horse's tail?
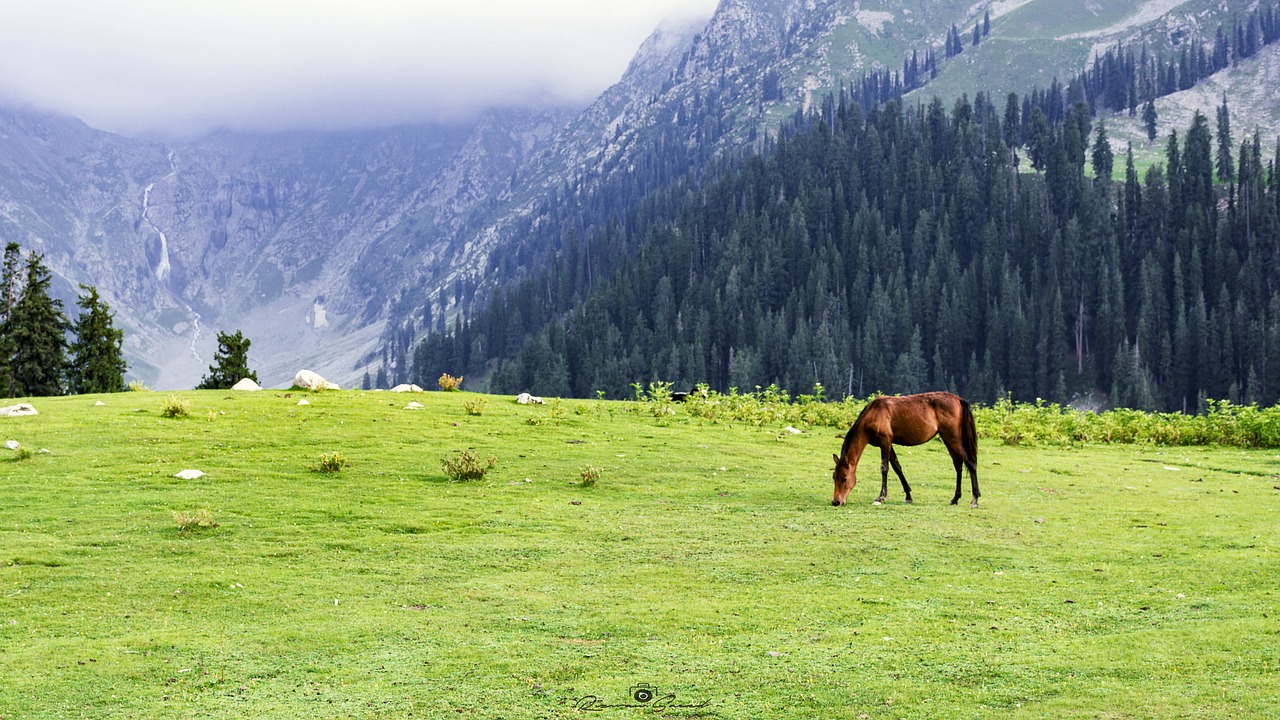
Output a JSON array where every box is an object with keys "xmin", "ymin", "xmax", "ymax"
[{"xmin": 959, "ymin": 397, "xmax": 978, "ymax": 470}]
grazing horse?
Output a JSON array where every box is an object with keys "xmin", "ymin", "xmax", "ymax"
[{"xmin": 831, "ymin": 392, "xmax": 979, "ymax": 507}]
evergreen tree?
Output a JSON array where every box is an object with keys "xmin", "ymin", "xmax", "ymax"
[
  {"xmin": 196, "ymin": 330, "xmax": 257, "ymax": 390},
  {"xmin": 67, "ymin": 285, "xmax": 127, "ymax": 394},
  {"xmin": 0, "ymin": 242, "xmax": 22, "ymax": 396},
  {"xmin": 1091, "ymin": 119, "xmax": 1114, "ymax": 181},
  {"xmin": 1215, "ymin": 95, "xmax": 1233, "ymax": 183},
  {"xmin": 1142, "ymin": 98, "xmax": 1158, "ymax": 143},
  {"xmin": 8, "ymin": 251, "xmax": 69, "ymax": 397}
]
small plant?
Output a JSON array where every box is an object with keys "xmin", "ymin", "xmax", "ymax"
[
  {"xmin": 442, "ymin": 450, "xmax": 496, "ymax": 482},
  {"xmin": 578, "ymin": 464, "xmax": 603, "ymax": 487},
  {"xmin": 438, "ymin": 373, "xmax": 463, "ymax": 392},
  {"xmin": 12, "ymin": 447, "xmax": 33, "ymax": 462},
  {"xmin": 311, "ymin": 452, "xmax": 349, "ymax": 473},
  {"xmin": 463, "ymin": 398, "xmax": 488, "ymax": 416},
  {"xmin": 173, "ymin": 509, "xmax": 219, "ymax": 531},
  {"xmin": 127, "ymin": 380, "xmax": 150, "ymax": 392},
  {"xmin": 161, "ymin": 395, "xmax": 191, "ymax": 418}
]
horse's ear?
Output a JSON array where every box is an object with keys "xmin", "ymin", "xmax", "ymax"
[{"xmin": 832, "ymin": 453, "xmax": 841, "ymax": 464}]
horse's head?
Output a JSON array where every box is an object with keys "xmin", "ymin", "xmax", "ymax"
[{"xmin": 831, "ymin": 453, "xmax": 856, "ymax": 506}]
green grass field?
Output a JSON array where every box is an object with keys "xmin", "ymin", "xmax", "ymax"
[{"xmin": 1, "ymin": 390, "xmax": 1277, "ymax": 718}]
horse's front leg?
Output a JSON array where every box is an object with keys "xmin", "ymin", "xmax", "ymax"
[
  {"xmin": 888, "ymin": 447, "xmax": 912, "ymax": 503},
  {"xmin": 873, "ymin": 446, "xmax": 890, "ymax": 505}
]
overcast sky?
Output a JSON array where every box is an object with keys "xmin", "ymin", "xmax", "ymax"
[{"xmin": 0, "ymin": 0, "xmax": 718, "ymax": 137}]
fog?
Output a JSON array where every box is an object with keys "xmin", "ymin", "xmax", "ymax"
[{"xmin": 0, "ymin": 0, "xmax": 717, "ymax": 137}]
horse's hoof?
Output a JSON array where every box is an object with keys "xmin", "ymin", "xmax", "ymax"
[
  {"xmin": 904, "ymin": 498, "xmax": 912, "ymax": 504},
  {"xmin": 969, "ymin": 500, "xmax": 979, "ymax": 508},
  {"xmin": 950, "ymin": 498, "xmax": 960, "ymax": 505},
  {"xmin": 872, "ymin": 500, "xmax": 883, "ymax": 506}
]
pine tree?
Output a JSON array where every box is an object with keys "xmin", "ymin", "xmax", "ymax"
[
  {"xmin": 1215, "ymin": 95, "xmax": 1233, "ymax": 183},
  {"xmin": 8, "ymin": 251, "xmax": 69, "ymax": 397},
  {"xmin": 1142, "ymin": 98, "xmax": 1158, "ymax": 143},
  {"xmin": 1091, "ymin": 119, "xmax": 1114, "ymax": 181},
  {"xmin": 0, "ymin": 242, "xmax": 22, "ymax": 397},
  {"xmin": 67, "ymin": 285, "xmax": 127, "ymax": 394},
  {"xmin": 196, "ymin": 330, "xmax": 257, "ymax": 390}
]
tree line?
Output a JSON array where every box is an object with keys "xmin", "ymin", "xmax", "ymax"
[
  {"xmin": 844, "ymin": 1, "xmax": 1279, "ymax": 119},
  {"xmin": 412, "ymin": 88, "xmax": 1280, "ymax": 412},
  {"xmin": 0, "ymin": 242, "xmax": 127, "ymax": 397}
]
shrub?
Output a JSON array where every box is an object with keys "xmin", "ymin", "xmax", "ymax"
[
  {"xmin": 12, "ymin": 447, "xmax": 33, "ymax": 462},
  {"xmin": 173, "ymin": 509, "xmax": 219, "ymax": 531},
  {"xmin": 127, "ymin": 380, "xmax": 150, "ymax": 392},
  {"xmin": 438, "ymin": 373, "xmax": 463, "ymax": 392},
  {"xmin": 463, "ymin": 398, "xmax": 488, "ymax": 416},
  {"xmin": 161, "ymin": 395, "xmax": 191, "ymax": 418},
  {"xmin": 579, "ymin": 465, "xmax": 603, "ymax": 487},
  {"xmin": 442, "ymin": 450, "xmax": 496, "ymax": 482},
  {"xmin": 311, "ymin": 452, "xmax": 349, "ymax": 473}
]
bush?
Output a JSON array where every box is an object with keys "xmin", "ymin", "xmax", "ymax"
[
  {"xmin": 578, "ymin": 465, "xmax": 603, "ymax": 487},
  {"xmin": 12, "ymin": 447, "xmax": 33, "ymax": 462},
  {"xmin": 463, "ymin": 398, "xmax": 488, "ymax": 416},
  {"xmin": 442, "ymin": 450, "xmax": 496, "ymax": 482},
  {"xmin": 127, "ymin": 380, "xmax": 150, "ymax": 392},
  {"xmin": 311, "ymin": 452, "xmax": 349, "ymax": 473},
  {"xmin": 173, "ymin": 509, "xmax": 219, "ymax": 531},
  {"xmin": 161, "ymin": 395, "xmax": 191, "ymax": 418},
  {"xmin": 438, "ymin": 373, "xmax": 463, "ymax": 392}
]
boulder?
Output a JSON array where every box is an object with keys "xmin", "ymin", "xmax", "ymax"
[
  {"xmin": 231, "ymin": 377, "xmax": 262, "ymax": 391},
  {"xmin": 4, "ymin": 440, "xmax": 19, "ymax": 450},
  {"xmin": 0, "ymin": 403, "xmax": 37, "ymax": 417},
  {"xmin": 516, "ymin": 393, "xmax": 544, "ymax": 405},
  {"xmin": 390, "ymin": 383, "xmax": 424, "ymax": 393},
  {"xmin": 405, "ymin": 401, "xmax": 425, "ymax": 410},
  {"xmin": 174, "ymin": 469, "xmax": 205, "ymax": 480},
  {"xmin": 293, "ymin": 369, "xmax": 340, "ymax": 391}
]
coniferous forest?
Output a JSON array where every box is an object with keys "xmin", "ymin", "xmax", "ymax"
[{"xmin": 413, "ymin": 89, "xmax": 1280, "ymax": 412}]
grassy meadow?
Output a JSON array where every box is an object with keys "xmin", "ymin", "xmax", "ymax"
[{"xmin": 1, "ymin": 389, "xmax": 1277, "ymax": 718}]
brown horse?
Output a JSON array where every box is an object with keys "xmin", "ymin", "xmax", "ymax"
[{"xmin": 831, "ymin": 392, "xmax": 979, "ymax": 507}]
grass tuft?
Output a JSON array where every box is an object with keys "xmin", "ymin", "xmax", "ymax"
[
  {"xmin": 441, "ymin": 449, "xmax": 496, "ymax": 481},
  {"xmin": 311, "ymin": 452, "xmax": 349, "ymax": 473},
  {"xmin": 160, "ymin": 394, "xmax": 191, "ymax": 418},
  {"xmin": 172, "ymin": 508, "xmax": 219, "ymax": 531},
  {"xmin": 578, "ymin": 464, "xmax": 603, "ymax": 487}
]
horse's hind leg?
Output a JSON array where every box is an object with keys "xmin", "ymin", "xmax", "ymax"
[
  {"xmin": 888, "ymin": 447, "xmax": 912, "ymax": 503},
  {"xmin": 967, "ymin": 460, "xmax": 980, "ymax": 508},
  {"xmin": 948, "ymin": 451, "xmax": 963, "ymax": 505}
]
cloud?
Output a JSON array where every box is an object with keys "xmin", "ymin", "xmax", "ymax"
[{"xmin": 0, "ymin": 0, "xmax": 717, "ymax": 137}]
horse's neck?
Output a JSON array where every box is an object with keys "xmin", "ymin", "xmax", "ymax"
[{"xmin": 843, "ymin": 430, "xmax": 869, "ymax": 465}]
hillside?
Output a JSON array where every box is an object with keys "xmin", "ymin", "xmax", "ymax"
[{"xmin": 0, "ymin": 0, "xmax": 1276, "ymax": 391}]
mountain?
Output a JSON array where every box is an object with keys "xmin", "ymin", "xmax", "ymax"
[
  {"xmin": 0, "ymin": 0, "xmax": 1274, "ymax": 390},
  {"xmin": 0, "ymin": 108, "xmax": 570, "ymax": 388}
]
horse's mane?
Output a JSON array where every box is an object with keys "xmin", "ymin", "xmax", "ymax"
[{"xmin": 839, "ymin": 400, "xmax": 877, "ymax": 459}]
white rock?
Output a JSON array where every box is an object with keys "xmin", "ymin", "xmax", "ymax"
[
  {"xmin": 405, "ymin": 401, "xmax": 425, "ymax": 410},
  {"xmin": 783, "ymin": 426, "xmax": 802, "ymax": 434},
  {"xmin": 0, "ymin": 403, "xmax": 37, "ymax": 417},
  {"xmin": 293, "ymin": 369, "xmax": 340, "ymax": 391},
  {"xmin": 94, "ymin": 400, "xmax": 107, "ymax": 406},
  {"xmin": 231, "ymin": 378, "xmax": 262, "ymax": 391},
  {"xmin": 174, "ymin": 469, "xmax": 205, "ymax": 480},
  {"xmin": 4, "ymin": 440, "xmax": 19, "ymax": 450},
  {"xmin": 516, "ymin": 392, "xmax": 544, "ymax": 405},
  {"xmin": 298, "ymin": 399, "xmax": 311, "ymax": 406},
  {"xmin": 390, "ymin": 383, "xmax": 424, "ymax": 393}
]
